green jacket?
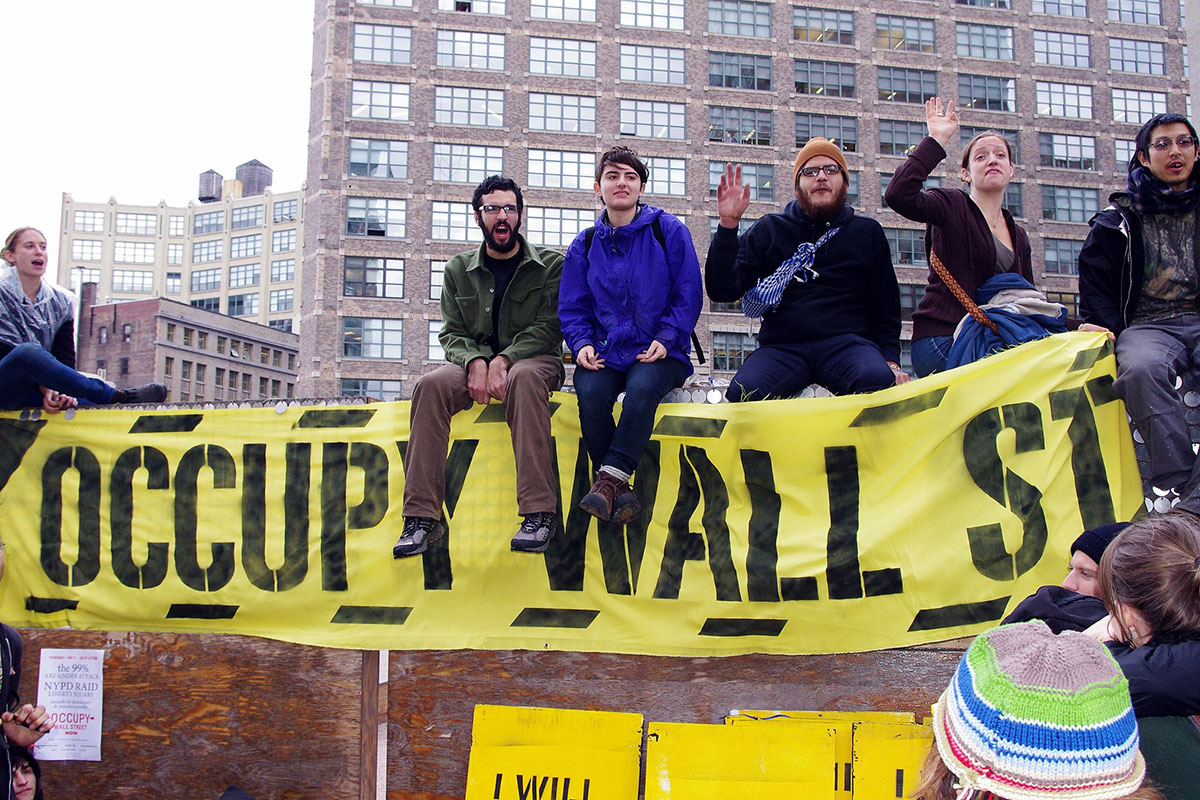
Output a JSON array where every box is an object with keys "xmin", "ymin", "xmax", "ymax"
[{"xmin": 439, "ymin": 235, "xmax": 564, "ymax": 369}]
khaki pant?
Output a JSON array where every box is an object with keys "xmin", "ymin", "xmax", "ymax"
[{"xmin": 402, "ymin": 354, "xmax": 565, "ymax": 519}]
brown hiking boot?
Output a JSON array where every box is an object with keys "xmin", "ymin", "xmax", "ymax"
[{"xmin": 580, "ymin": 471, "xmax": 641, "ymax": 525}]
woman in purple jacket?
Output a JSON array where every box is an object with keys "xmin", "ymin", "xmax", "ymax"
[{"xmin": 559, "ymin": 147, "xmax": 702, "ymax": 524}]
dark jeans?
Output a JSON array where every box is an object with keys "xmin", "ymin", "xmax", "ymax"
[
  {"xmin": 0, "ymin": 343, "xmax": 115, "ymax": 410},
  {"xmin": 573, "ymin": 357, "xmax": 688, "ymax": 475},
  {"xmin": 911, "ymin": 335, "xmax": 954, "ymax": 378},
  {"xmin": 727, "ymin": 334, "xmax": 894, "ymax": 402}
]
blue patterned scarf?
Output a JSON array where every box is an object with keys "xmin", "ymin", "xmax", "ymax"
[
  {"xmin": 741, "ymin": 226, "xmax": 842, "ymax": 318},
  {"xmin": 1124, "ymin": 165, "xmax": 1200, "ymax": 216}
]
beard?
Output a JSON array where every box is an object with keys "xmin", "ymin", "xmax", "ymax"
[
  {"xmin": 796, "ymin": 181, "xmax": 848, "ymax": 221},
  {"xmin": 478, "ymin": 216, "xmax": 521, "ymax": 255}
]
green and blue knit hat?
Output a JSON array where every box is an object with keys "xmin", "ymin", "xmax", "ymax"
[{"xmin": 932, "ymin": 621, "xmax": 1145, "ymax": 800}]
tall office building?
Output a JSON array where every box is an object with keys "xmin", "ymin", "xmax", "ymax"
[
  {"xmin": 59, "ymin": 176, "xmax": 303, "ymax": 333},
  {"xmin": 303, "ymin": 0, "xmax": 1188, "ymax": 400}
]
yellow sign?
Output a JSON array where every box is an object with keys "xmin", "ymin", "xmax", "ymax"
[
  {"xmin": 464, "ymin": 705, "xmax": 643, "ymax": 800},
  {"xmin": 0, "ymin": 333, "xmax": 1139, "ymax": 655}
]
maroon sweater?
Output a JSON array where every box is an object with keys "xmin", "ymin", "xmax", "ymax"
[{"xmin": 884, "ymin": 136, "xmax": 1034, "ymax": 340}]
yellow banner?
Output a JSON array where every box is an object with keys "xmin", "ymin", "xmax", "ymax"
[{"xmin": 0, "ymin": 333, "xmax": 1139, "ymax": 655}]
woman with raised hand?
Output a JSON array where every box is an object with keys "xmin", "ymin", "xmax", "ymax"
[{"xmin": 0, "ymin": 227, "xmax": 166, "ymax": 412}]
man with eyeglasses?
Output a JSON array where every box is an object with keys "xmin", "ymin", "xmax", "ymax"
[
  {"xmin": 394, "ymin": 175, "xmax": 566, "ymax": 557},
  {"xmin": 1079, "ymin": 113, "xmax": 1200, "ymax": 509},
  {"xmin": 706, "ymin": 138, "xmax": 907, "ymax": 401}
]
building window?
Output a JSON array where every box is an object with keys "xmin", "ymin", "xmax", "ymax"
[
  {"xmin": 619, "ymin": 45, "xmax": 686, "ymax": 85},
  {"xmin": 347, "ymin": 198, "xmax": 407, "ymax": 238},
  {"xmin": 1110, "ymin": 38, "xmax": 1165, "ymax": 74},
  {"xmin": 341, "ymin": 379, "xmax": 404, "ymax": 401},
  {"xmin": 70, "ymin": 267, "xmax": 100, "ymax": 294},
  {"xmin": 711, "ymin": 331, "xmax": 757, "ymax": 371},
  {"xmin": 197, "ymin": 331, "xmax": 207, "ymax": 350},
  {"xmin": 709, "ymin": 161, "xmax": 774, "ymax": 202},
  {"xmin": 229, "ymin": 263, "xmax": 261, "ymax": 288},
  {"xmin": 228, "ymin": 293, "xmax": 260, "ymax": 317},
  {"xmin": 1044, "ymin": 238, "xmax": 1083, "ymax": 274},
  {"xmin": 619, "ymin": 0, "xmax": 683, "ymax": 29},
  {"xmin": 1034, "ymin": 0, "xmax": 1088, "ymax": 14},
  {"xmin": 1107, "ymin": 0, "xmax": 1161, "ymax": 23},
  {"xmin": 191, "ymin": 298, "xmax": 220, "ymax": 312},
  {"xmin": 231, "ymin": 205, "xmax": 264, "ymax": 230},
  {"xmin": 166, "ymin": 324, "xmax": 176, "ymax": 343},
  {"xmin": 1038, "ymin": 133, "xmax": 1097, "ymax": 170},
  {"xmin": 272, "ymin": 230, "xmax": 296, "ymax": 253},
  {"xmin": 74, "ymin": 210, "xmax": 104, "ymax": 232},
  {"xmin": 956, "ymin": 23, "xmax": 1014, "ymax": 60},
  {"xmin": 192, "ymin": 240, "xmax": 223, "ymax": 263},
  {"xmin": 169, "ymin": 215, "xmax": 185, "ymax": 236},
  {"xmin": 1003, "ymin": 183, "xmax": 1024, "ymax": 217},
  {"xmin": 270, "ymin": 289, "xmax": 294, "ymax": 313},
  {"xmin": 707, "ymin": 51, "xmax": 772, "ymax": 91},
  {"xmin": 348, "ymin": 138, "xmax": 409, "ymax": 180},
  {"xmin": 229, "ymin": 234, "xmax": 262, "ymax": 259},
  {"xmin": 436, "ymin": 0, "xmax": 505, "ymax": 12},
  {"xmin": 899, "ymin": 283, "xmax": 922, "ymax": 321},
  {"xmin": 269, "ymin": 319, "xmax": 294, "ymax": 332},
  {"xmin": 99, "ymin": 326, "xmax": 108, "ymax": 345},
  {"xmin": 428, "ymin": 320, "xmax": 446, "ymax": 361},
  {"xmin": 164, "ymin": 357, "xmax": 173, "ymax": 377},
  {"xmin": 71, "ymin": 240, "xmax": 102, "ymax": 261},
  {"xmin": 845, "ymin": 171, "xmax": 860, "ymax": 207},
  {"xmin": 274, "ymin": 199, "xmax": 298, "ymax": 223},
  {"xmin": 881, "ymin": 173, "xmax": 940, "ymax": 207},
  {"xmin": 525, "ymin": 208, "xmax": 594, "ymax": 248},
  {"xmin": 528, "ymin": 150, "xmax": 593, "ymax": 190},
  {"xmin": 183, "ymin": 328, "xmax": 193, "ymax": 347},
  {"xmin": 432, "ymin": 143, "xmax": 503, "ymax": 184},
  {"xmin": 794, "ymin": 59, "xmax": 856, "ymax": 97},
  {"xmin": 344, "ymin": 256, "xmax": 405, "ymax": 298},
  {"xmin": 645, "ymin": 157, "xmax": 687, "ymax": 196},
  {"xmin": 875, "ymin": 15, "xmax": 936, "ymax": 53},
  {"xmin": 708, "ymin": 106, "xmax": 773, "ymax": 145},
  {"xmin": 1036, "ymin": 82, "xmax": 1093, "ymax": 119},
  {"xmin": 433, "ymin": 86, "xmax": 504, "ymax": 127},
  {"xmin": 194, "ymin": 210, "xmax": 224, "ymax": 235},
  {"xmin": 878, "ymin": 67, "xmax": 937, "ymax": 104},
  {"xmin": 431, "ymin": 202, "xmax": 479, "ymax": 242},
  {"xmin": 351, "ymin": 80, "xmax": 410, "ymax": 121},
  {"xmin": 959, "ymin": 74, "xmax": 1016, "ymax": 112},
  {"xmin": 353, "ymin": 23, "xmax": 412, "ymax": 64},
  {"xmin": 343, "ymin": 317, "xmax": 403, "ymax": 359},
  {"xmin": 1112, "ymin": 88, "xmax": 1167, "ymax": 124},
  {"xmin": 885, "ymin": 228, "xmax": 928, "ymax": 266},
  {"xmin": 430, "ymin": 261, "xmax": 446, "ymax": 300},
  {"xmin": 191, "ymin": 268, "xmax": 221, "ymax": 292},
  {"xmin": 1041, "ymin": 185, "xmax": 1099, "ymax": 222},
  {"xmin": 115, "ymin": 212, "xmax": 156, "ymax": 235},
  {"xmin": 112, "ymin": 270, "xmax": 153, "ymax": 293},
  {"xmin": 619, "ymin": 99, "xmax": 685, "ymax": 139},
  {"xmin": 113, "ymin": 241, "xmax": 154, "ymax": 264},
  {"xmin": 166, "ymin": 272, "xmax": 181, "ymax": 294},
  {"xmin": 708, "ymin": 0, "xmax": 770, "ymax": 36},
  {"xmin": 271, "ymin": 258, "xmax": 296, "ymax": 282},
  {"xmin": 792, "ymin": 7, "xmax": 854, "ymax": 44},
  {"xmin": 1032, "ymin": 30, "xmax": 1090, "ymax": 68},
  {"xmin": 960, "ymin": 126, "xmax": 1021, "ymax": 161},
  {"xmin": 1115, "ymin": 138, "xmax": 1137, "ymax": 169},
  {"xmin": 795, "ymin": 114, "xmax": 858, "ymax": 152},
  {"xmin": 168, "ymin": 243, "xmax": 183, "ymax": 265},
  {"xmin": 530, "ymin": 37, "xmax": 597, "ymax": 77},
  {"xmin": 878, "ymin": 119, "xmax": 926, "ymax": 156},
  {"xmin": 435, "ymin": 30, "xmax": 505, "ymax": 71},
  {"xmin": 530, "ymin": 0, "xmax": 596, "ymax": 22},
  {"xmin": 1046, "ymin": 290, "xmax": 1080, "ymax": 315},
  {"xmin": 529, "ymin": 93, "xmax": 596, "ymax": 134}
]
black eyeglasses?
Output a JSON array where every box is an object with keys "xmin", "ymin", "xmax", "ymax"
[
  {"xmin": 480, "ymin": 204, "xmax": 519, "ymax": 216},
  {"xmin": 1149, "ymin": 136, "xmax": 1198, "ymax": 151},
  {"xmin": 798, "ymin": 164, "xmax": 842, "ymax": 178}
]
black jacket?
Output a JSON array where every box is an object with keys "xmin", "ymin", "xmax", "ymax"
[
  {"xmin": 705, "ymin": 201, "xmax": 901, "ymax": 362},
  {"xmin": 1078, "ymin": 196, "xmax": 1147, "ymax": 335},
  {"xmin": 1002, "ymin": 585, "xmax": 1107, "ymax": 634},
  {"xmin": 1107, "ymin": 633, "xmax": 1200, "ymax": 717}
]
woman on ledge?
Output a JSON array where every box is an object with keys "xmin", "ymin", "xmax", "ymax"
[{"xmin": 0, "ymin": 227, "xmax": 166, "ymax": 411}]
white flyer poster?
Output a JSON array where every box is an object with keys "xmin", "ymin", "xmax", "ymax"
[{"xmin": 34, "ymin": 649, "xmax": 103, "ymax": 761}]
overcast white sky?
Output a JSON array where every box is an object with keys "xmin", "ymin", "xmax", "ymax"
[{"xmin": 0, "ymin": 1, "xmax": 314, "ymax": 248}]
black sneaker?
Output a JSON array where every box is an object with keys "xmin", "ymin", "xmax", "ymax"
[
  {"xmin": 510, "ymin": 512, "xmax": 556, "ymax": 553},
  {"xmin": 393, "ymin": 516, "xmax": 444, "ymax": 558},
  {"xmin": 114, "ymin": 383, "xmax": 167, "ymax": 405}
]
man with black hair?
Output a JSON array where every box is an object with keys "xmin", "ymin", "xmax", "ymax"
[
  {"xmin": 1079, "ymin": 113, "xmax": 1200, "ymax": 508},
  {"xmin": 393, "ymin": 176, "xmax": 565, "ymax": 556}
]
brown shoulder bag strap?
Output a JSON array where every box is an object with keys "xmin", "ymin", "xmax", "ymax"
[{"xmin": 929, "ymin": 249, "xmax": 999, "ymax": 334}]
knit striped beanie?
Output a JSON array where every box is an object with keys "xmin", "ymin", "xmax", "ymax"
[{"xmin": 932, "ymin": 621, "xmax": 1146, "ymax": 800}]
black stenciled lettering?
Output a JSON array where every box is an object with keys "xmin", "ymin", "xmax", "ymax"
[
  {"xmin": 825, "ymin": 446, "xmax": 864, "ymax": 599},
  {"xmin": 1049, "ymin": 386, "xmax": 1117, "ymax": 529},
  {"xmin": 742, "ymin": 449, "xmax": 781, "ymax": 601},
  {"xmin": 396, "ymin": 439, "xmax": 479, "ymax": 590},
  {"xmin": 962, "ymin": 404, "xmax": 1049, "ymax": 580},
  {"xmin": 320, "ymin": 443, "xmax": 349, "ymax": 591},
  {"xmin": 40, "ymin": 447, "xmax": 102, "ymax": 587},
  {"xmin": 653, "ymin": 446, "xmax": 740, "ymax": 601},
  {"xmin": 242, "ymin": 444, "xmax": 309, "ymax": 592},
  {"xmin": 110, "ymin": 446, "xmax": 169, "ymax": 589},
  {"xmin": 494, "ymin": 772, "xmax": 503, "ymax": 800},
  {"xmin": 174, "ymin": 444, "xmax": 237, "ymax": 592},
  {"xmin": 348, "ymin": 442, "xmax": 389, "ymax": 529}
]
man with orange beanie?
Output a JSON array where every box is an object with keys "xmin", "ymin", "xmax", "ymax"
[{"xmin": 706, "ymin": 138, "xmax": 907, "ymax": 401}]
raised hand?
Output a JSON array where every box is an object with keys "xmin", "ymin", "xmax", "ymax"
[
  {"xmin": 716, "ymin": 163, "xmax": 751, "ymax": 229},
  {"xmin": 924, "ymin": 97, "xmax": 959, "ymax": 147}
]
